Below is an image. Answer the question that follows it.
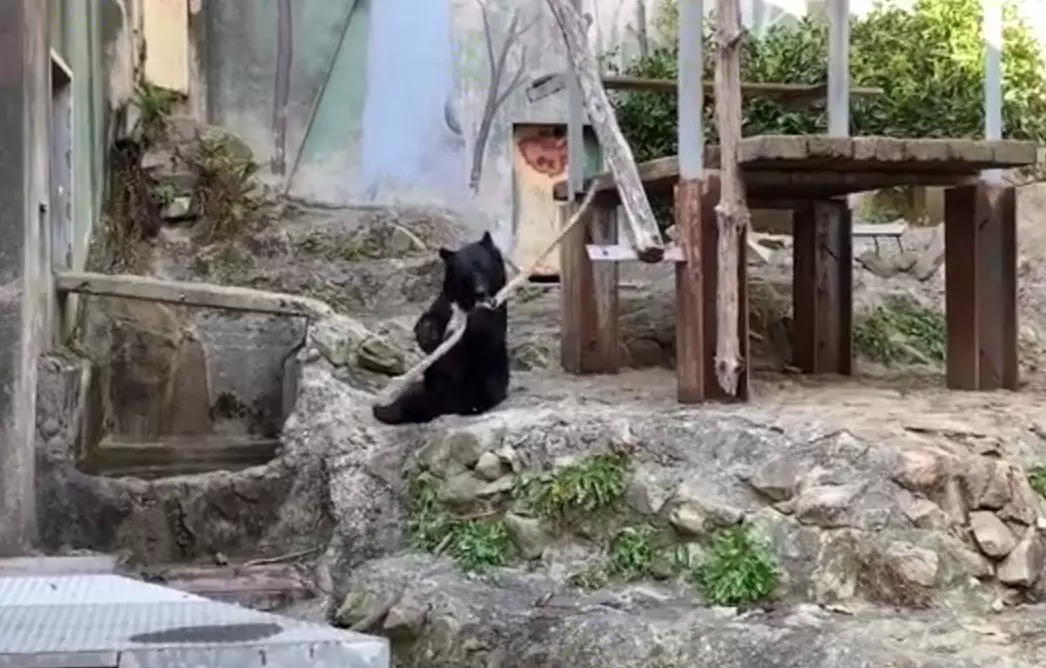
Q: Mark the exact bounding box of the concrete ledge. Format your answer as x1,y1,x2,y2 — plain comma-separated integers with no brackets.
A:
0,555,118,575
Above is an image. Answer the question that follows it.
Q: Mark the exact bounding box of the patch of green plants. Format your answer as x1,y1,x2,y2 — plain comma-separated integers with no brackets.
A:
515,453,629,523
406,472,513,573
151,182,178,209
1027,466,1046,499
187,135,262,242
132,83,180,142
609,0,1046,163
852,296,946,365
691,527,779,606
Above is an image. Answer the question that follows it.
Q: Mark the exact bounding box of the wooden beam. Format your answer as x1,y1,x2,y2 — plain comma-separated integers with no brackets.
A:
602,75,882,106
558,201,620,373
55,271,332,318
792,200,854,375
944,182,1018,390
711,0,750,397
545,0,664,262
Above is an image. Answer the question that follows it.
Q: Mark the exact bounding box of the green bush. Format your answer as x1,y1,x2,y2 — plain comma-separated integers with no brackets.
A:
609,0,1046,163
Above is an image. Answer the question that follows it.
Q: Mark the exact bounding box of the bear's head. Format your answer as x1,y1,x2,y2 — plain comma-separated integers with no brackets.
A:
438,230,507,311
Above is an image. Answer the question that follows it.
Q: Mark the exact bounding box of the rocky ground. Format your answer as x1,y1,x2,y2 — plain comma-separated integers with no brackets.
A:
34,117,1046,666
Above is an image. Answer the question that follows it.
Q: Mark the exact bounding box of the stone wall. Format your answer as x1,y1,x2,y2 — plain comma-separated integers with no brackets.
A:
0,0,50,556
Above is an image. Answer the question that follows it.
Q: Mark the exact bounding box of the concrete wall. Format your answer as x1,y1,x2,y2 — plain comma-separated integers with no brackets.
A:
0,0,50,556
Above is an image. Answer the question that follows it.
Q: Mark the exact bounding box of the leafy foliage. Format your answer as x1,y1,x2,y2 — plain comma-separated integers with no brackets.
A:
516,453,629,522
610,0,1046,163
853,296,946,365
692,527,779,606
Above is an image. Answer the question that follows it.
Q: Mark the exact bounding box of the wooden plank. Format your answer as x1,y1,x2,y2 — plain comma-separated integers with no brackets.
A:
55,271,332,318
945,183,1018,390
603,75,883,107
792,200,854,375
675,179,706,402
552,136,1039,200
852,222,907,237
545,0,664,262
559,200,593,373
588,207,620,372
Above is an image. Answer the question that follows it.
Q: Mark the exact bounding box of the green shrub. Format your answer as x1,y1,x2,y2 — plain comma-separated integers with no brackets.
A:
692,527,779,606
610,0,1046,162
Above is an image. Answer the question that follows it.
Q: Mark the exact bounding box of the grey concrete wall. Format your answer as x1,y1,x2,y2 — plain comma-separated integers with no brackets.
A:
0,0,50,556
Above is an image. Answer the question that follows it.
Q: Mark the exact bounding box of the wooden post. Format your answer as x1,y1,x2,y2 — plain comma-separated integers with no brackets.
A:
545,0,664,262
559,202,620,374
675,0,706,402
792,200,854,375
944,183,1018,391
711,0,750,396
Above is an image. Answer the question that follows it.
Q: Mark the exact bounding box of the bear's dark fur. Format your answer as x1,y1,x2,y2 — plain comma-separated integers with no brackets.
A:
372,230,510,425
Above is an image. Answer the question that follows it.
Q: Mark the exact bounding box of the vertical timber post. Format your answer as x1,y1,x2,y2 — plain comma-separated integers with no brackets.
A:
674,0,706,402
566,0,585,201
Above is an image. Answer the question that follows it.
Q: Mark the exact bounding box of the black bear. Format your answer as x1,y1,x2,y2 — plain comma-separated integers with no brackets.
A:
372,230,510,425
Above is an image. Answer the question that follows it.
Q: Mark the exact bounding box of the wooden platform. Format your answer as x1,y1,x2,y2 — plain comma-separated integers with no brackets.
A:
553,135,1038,206
555,135,1036,402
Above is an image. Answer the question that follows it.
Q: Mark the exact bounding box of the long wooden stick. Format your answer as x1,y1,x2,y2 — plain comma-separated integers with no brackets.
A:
373,185,598,407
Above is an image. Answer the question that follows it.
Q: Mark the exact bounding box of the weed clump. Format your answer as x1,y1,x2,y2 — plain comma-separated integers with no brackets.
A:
1028,466,1046,499
692,527,779,606
187,135,262,242
853,296,946,365
516,453,629,523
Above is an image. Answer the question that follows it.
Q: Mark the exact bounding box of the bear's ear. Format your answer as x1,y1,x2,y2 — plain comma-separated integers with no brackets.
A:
480,230,495,249
438,246,455,262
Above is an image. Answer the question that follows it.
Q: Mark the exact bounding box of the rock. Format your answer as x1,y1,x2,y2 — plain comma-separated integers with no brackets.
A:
795,484,861,528
504,513,552,559
356,336,405,375
383,597,429,638
911,225,945,280
893,448,953,495
997,529,1045,587
668,490,744,536
443,423,506,469
998,467,1043,526
961,458,1011,510
310,315,372,366
969,511,1017,558
438,473,489,505
746,457,801,502
882,541,939,588
625,466,674,516
333,590,377,628
161,195,193,220
858,249,901,279
495,445,523,473
479,475,515,498
809,531,861,604
387,224,427,255
940,477,967,526
474,452,507,481
903,498,949,530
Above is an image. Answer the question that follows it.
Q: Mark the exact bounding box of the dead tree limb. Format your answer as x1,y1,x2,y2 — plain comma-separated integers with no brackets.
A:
712,0,751,395
545,0,664,262
470,2,538,193
373,185,598,407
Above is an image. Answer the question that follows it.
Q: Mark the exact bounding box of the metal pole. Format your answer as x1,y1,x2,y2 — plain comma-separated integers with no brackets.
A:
983,0,1003,182
678,0,704,178
827,0,850,137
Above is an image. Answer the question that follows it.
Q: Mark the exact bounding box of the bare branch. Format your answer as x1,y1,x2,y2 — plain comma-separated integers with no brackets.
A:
477,0,497,82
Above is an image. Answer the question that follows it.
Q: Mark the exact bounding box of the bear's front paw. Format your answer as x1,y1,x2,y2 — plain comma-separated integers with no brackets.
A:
414,319,444,353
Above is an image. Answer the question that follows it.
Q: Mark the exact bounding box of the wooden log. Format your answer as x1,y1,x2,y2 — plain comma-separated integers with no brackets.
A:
944,182,1018,390
711,0,751,396
792,200,854,375
675,180,705,402
545,0,664,262
559,201,620,373
55,271,332,318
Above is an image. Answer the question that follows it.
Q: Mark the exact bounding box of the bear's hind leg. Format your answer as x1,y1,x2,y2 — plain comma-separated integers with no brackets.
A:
372,381,453,425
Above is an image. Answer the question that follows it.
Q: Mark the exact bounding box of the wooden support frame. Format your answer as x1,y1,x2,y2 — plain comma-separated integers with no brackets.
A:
674,174,750,402
943,182,1018,390
559,201,620,374
792,199,854,375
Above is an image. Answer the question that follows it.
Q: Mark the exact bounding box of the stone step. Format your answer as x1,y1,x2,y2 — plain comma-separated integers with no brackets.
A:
92,435,279,479
145,563,316,612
